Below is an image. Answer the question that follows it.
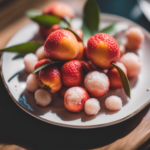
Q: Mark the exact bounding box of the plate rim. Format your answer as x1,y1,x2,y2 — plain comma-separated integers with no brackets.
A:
1,13,150,129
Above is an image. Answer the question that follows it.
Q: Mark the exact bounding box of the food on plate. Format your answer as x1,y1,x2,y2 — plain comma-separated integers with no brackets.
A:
80,61,93,74
87,33,120,69
61,60,84,87
83,46,89,60
39,2,74,38
58,86,69,97
34,59,51,70
38,65,62,93
4,0,147,125
39,24,60,39
43,2,75,19
23,23,143,115
35,89,52,107
84,71,110,97
20,1,144,115
84,98,100,115
64,87,89,112
119,43,126,56
26,73,39,93
24,53,38,73
74,42,84,60
35,46,47,60
107,62,127,88
105,95,122,111
44,29,79,61
125,27,144,50
120,52,142,78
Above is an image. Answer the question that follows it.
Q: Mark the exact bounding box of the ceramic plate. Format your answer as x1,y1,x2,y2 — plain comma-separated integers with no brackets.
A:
1,14,150,128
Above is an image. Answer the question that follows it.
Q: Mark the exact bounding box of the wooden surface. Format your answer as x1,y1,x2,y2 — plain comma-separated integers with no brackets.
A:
0,0,150,150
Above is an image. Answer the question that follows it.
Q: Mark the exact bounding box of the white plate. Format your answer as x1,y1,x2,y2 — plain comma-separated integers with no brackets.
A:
1,14,150,128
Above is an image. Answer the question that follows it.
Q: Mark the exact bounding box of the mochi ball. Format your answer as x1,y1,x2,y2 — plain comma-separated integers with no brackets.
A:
26,73,39,93
24,53,38,73
120,52,142,78
84,71,110,98
64,87,89,112
105,96,122,111
36,46,47,60
35,89,52,107
125,27,144,50
84,98,100,115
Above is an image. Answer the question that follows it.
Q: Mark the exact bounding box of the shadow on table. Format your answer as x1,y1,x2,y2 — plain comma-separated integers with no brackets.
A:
0,104,149,150
0,73,149,150
2,65,148,150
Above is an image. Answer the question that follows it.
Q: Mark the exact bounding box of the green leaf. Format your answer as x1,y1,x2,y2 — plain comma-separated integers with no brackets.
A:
30,15,60,27
64,28,83,42
81,23,91,45
100,23,117,36
25,9,61,27
59,20,68,29
0,42,42,53
100,22,129,36
25,9,71,28
12,53,27,60
33,61,61,73
82,0,100,35
111,62,130,98
63,16,71,27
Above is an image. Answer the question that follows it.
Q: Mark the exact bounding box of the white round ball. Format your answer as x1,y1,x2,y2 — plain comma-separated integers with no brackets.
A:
36,46,46,60
65,87,84,105
35,89,52,107
105,96,122,111
26,73,39,93
125,27,144,49
84,71,109,94
24,53,38,73
120,52,142,78
84,98,100,115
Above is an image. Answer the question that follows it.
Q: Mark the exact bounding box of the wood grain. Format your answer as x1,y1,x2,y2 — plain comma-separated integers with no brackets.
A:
0,144,26,150
0,0,86,49
92,107,150,150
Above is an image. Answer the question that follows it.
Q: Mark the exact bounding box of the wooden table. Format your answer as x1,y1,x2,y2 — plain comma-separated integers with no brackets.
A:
0,0,150,150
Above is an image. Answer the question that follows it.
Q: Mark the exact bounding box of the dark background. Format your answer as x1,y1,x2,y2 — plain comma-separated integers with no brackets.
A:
96,0,150,32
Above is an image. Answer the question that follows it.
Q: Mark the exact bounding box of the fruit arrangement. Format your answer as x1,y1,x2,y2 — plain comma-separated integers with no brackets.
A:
1,0,144,116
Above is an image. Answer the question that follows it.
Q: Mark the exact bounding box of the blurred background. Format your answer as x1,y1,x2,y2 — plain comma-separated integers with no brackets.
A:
0,0,150,48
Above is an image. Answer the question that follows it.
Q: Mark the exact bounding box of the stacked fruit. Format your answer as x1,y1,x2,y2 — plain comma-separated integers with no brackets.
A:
24,2,143,115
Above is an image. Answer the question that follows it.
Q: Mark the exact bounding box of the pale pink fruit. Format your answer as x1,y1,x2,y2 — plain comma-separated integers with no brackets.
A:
84,98,100,115
120,52,142,78
26,73,39,93
125,27,144,50
64,87,89,112
105,95,122,111
36,46,47,60
35,89,52,107
24,53,38,73
84,71,110,98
